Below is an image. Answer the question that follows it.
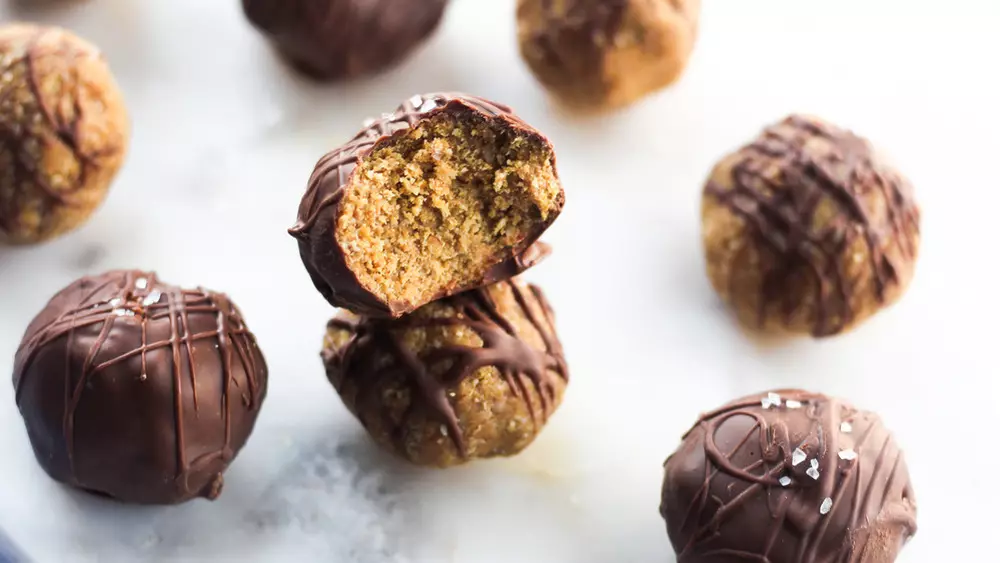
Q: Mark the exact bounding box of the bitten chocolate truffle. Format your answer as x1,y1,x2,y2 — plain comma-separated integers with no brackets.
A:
322,278,568,467
12,271,268,505
517,0,700,111
0,24,129,245
702,115,921,337
290,93,565,318
661,390,917,563
241,0,449,80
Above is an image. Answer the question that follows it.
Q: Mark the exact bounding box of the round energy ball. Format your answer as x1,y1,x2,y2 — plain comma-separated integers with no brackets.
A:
660,389,917,563
517,0,700,111
242,0,450,80
0,24,129,245
12,270,268,505
322,278,568,467
702,115,921,337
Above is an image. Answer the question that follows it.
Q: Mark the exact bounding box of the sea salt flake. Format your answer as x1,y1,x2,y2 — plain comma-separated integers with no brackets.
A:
810,458,819,469
820,497,833,514
109,298,123,307
419,99,438,113
135,278,148,290
791,448,807,466
408,94,423,108
785,400,802,409
806,466,820,480
840,422,853,433
439,425,448,437
778,476,792,487
761,393,782,409
142,290,162,307
113,309,134,317
838,449,857,461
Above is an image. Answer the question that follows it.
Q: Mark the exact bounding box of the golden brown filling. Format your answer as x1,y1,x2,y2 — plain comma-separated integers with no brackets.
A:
336,112,561,308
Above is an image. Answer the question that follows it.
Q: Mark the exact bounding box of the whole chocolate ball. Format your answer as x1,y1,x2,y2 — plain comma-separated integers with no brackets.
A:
322,278,568,467
12,271,268,505
517,0,700,111
0,24,129,245
702,115,921,337
242,0,450,80
661,390,917,563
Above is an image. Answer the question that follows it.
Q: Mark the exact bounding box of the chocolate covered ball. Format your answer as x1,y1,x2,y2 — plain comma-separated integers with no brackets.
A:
290,93,565,318
0,24,129,245
517,0,700,111
661,389,917,563
322,278,568,467
702,115,921,337
242,0,449,80
12,270,268,505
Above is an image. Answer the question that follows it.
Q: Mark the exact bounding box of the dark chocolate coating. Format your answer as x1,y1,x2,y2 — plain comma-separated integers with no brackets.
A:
12,270,268,505
241,0,449,80
323,279,567,458
289,92,564,318
661,390,917,563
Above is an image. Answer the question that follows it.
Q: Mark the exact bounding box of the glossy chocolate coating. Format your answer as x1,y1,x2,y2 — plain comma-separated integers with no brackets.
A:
12,271,268,505
241,0,449,80
289,92,564,318
322,278,568,464
661,390,917,563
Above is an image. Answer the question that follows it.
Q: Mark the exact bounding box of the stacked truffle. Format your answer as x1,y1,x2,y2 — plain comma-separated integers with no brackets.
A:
291,93,569,467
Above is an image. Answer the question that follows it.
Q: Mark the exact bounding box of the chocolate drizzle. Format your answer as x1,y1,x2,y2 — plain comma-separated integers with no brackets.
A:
661,390,917,563
290,92,563,317
12,270,268,505
323,279,568,457
705,115,920,336
0,25,127,242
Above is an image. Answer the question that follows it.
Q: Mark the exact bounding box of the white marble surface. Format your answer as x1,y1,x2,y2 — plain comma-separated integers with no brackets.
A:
1,0,998,561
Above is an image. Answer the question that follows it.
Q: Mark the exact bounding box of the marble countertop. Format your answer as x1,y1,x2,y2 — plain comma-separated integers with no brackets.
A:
1,0,998,561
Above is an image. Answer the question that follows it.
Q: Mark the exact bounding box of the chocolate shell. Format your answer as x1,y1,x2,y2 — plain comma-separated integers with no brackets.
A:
290,93,564,318
661,389,917,563
12,270,268,505
242,0,450,80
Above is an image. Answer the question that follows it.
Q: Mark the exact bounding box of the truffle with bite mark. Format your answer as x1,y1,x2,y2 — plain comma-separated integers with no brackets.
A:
660,389,917,563
290,93,565,318
322,278,568,467
12,270,268,505
0,24,129,245
701,115,921,337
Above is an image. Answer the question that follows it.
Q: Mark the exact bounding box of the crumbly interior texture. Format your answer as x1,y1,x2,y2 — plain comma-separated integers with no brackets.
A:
327,280,566,468
336,112,561,310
